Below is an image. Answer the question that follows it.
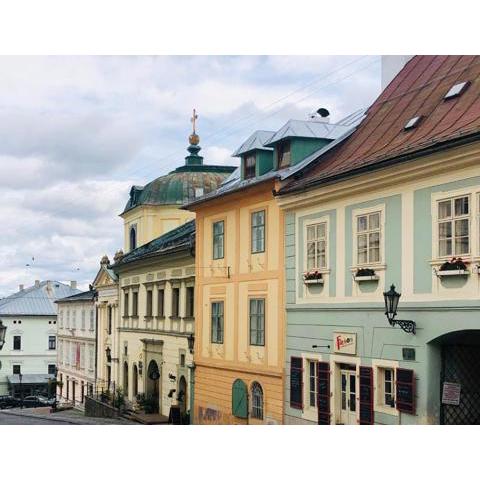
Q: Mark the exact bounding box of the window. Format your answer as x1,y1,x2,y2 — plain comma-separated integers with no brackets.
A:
249,298,265,346
132,292,138,317
13,335,21,350
58,340,63,365
80,344,85,369
124,342,128,355
251,382,264,420
356,212,381,264
157,289,165,317
89,309,94,330
146,290,153,317
13,365,21,375
213,220,224,259
186,286,194,317
308,360,318,407
437,196,470,257
71,342,76,366
379,368,395,408
108,306,112,334
72,310,77,329
180,353,186,367
130,225,137,251
48,335,56,350
211,301,224,344
251,210,265,253
81,309,86,330
244,153,256,179
172,288,180,317
306,222,327,270
277,140,291,169
124,292,129,316
59,310,63,328
66,309,70,329
88,345,94,370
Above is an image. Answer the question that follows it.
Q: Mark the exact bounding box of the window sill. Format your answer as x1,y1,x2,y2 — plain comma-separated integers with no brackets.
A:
354,275,379,282
304,279,324,285
436,270,470,277
155,315,165,320
170,316,181,320
374,404,398,417
183,316,195,321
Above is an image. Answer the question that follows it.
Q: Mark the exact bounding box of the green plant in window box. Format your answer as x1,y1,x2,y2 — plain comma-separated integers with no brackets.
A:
439,257,469,272
355,267,377,277
303,269,323,284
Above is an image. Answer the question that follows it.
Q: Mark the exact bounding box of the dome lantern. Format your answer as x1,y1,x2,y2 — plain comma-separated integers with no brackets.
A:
185,108,204,166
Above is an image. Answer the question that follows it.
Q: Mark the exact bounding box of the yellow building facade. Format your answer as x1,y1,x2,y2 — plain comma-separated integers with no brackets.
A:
188,181,285,424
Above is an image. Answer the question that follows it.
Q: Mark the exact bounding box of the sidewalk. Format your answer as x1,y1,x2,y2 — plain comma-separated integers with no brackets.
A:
1,408,138,425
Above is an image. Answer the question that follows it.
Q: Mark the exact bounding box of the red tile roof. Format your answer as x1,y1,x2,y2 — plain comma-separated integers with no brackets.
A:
280,56,480,194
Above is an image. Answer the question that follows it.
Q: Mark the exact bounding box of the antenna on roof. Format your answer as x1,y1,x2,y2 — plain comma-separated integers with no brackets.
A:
308,107,330,123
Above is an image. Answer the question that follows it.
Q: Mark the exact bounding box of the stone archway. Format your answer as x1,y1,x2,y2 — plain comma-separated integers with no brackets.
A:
178,375,187,414
146,360,160,414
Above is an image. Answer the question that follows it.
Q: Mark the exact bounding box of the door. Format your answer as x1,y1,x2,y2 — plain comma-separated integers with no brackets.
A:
340,369,357,424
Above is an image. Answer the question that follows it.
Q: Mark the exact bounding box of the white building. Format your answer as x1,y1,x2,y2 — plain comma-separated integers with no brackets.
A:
0,280,80,396
56,289,96,408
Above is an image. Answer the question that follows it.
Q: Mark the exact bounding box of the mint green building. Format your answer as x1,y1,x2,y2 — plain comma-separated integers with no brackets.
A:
278,55,480,425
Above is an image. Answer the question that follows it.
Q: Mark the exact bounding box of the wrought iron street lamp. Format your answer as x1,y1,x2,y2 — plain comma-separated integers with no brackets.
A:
187,333,195,354
383,284,416,334
0,320,6,350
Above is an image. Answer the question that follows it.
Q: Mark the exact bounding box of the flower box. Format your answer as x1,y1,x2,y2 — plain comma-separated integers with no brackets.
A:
304,278,324,285
303,270,323,284
436,270,469,277
354,275,379,282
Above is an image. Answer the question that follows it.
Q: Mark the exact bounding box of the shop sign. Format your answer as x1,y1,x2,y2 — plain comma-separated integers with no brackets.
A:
442,382,461,405
333,332,356,355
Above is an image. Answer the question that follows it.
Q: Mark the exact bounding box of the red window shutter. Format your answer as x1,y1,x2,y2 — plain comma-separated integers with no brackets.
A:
290,356,303,409
359,366,374,425
396,368,416,415
317,361,330,425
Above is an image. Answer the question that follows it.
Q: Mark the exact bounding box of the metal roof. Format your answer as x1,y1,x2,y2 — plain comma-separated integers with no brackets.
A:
232,130,274,157
114,220,195,267
0,281,81,316
265,119,353,146
55,289,96,304
281,56,480,194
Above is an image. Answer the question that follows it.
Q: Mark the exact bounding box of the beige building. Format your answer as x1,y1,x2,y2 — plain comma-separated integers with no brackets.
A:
92,254,120,393
56,289,96,408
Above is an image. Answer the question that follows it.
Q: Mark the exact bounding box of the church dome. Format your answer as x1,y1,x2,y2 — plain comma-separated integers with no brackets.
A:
122,122,236,214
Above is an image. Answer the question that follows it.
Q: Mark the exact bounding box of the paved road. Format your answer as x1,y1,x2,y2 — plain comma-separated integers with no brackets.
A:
0,411,73,425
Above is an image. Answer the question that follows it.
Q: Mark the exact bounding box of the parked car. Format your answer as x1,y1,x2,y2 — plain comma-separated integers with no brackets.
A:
22,396,53,408
0,395,18,409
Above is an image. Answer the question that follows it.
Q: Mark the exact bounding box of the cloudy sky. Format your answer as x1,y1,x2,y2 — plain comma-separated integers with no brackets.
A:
0,55,381,297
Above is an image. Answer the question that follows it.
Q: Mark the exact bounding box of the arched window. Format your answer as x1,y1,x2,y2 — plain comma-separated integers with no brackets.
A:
129,225,137,251
251,382,263,420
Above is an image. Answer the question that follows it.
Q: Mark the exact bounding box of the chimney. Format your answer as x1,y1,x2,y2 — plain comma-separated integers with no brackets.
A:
70,280,77,290
35,280,40,288
19,284,24,291
381,55,414,90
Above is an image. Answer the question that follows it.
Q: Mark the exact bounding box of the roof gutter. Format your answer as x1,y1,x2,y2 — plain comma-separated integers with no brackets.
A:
279,131,480,196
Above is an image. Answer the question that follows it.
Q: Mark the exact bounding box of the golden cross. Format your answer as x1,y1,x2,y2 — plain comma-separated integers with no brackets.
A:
191,108,198,134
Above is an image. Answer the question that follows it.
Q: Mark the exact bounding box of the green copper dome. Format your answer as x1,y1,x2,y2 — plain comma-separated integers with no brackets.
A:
122,136,236,214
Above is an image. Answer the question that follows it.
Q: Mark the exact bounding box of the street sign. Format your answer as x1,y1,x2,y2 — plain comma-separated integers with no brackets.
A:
442,382,461,405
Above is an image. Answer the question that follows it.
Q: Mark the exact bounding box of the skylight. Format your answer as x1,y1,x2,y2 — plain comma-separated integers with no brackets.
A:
404,116,422,130
444,81,470,100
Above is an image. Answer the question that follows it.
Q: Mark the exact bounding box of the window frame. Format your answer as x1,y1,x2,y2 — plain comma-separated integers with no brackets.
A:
251,209,266,254
372,359,399,416
186,286,194,317
171,287,180,318
48,335,56,350
251,381,264,420
244,152,257,179
304,218,329,272
276,140,291,169
436,194,471,259
146,289,153,317
249,297,265,347
210,301,224,344
212,220,225,260
13,335,21,351
132,291,139,317
157,288,165,317
352,204,385,268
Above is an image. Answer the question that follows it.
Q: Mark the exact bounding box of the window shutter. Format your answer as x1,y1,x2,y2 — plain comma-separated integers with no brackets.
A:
359,366,374,425
232,379,248,418
290,356,303,409
317,361,330,424
396,368,416,415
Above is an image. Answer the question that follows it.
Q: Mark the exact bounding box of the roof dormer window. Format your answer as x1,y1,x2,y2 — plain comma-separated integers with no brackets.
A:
444,81,470,100
277,140,291,170
244,153,256,179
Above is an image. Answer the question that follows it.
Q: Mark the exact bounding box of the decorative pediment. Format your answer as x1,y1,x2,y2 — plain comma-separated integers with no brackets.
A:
92,265,118,288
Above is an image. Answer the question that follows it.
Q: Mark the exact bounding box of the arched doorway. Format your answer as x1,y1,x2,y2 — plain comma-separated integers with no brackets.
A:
123,361,129,397
432,330,480,424
132,364,138,398
146,360,160,413
178,375,187,414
